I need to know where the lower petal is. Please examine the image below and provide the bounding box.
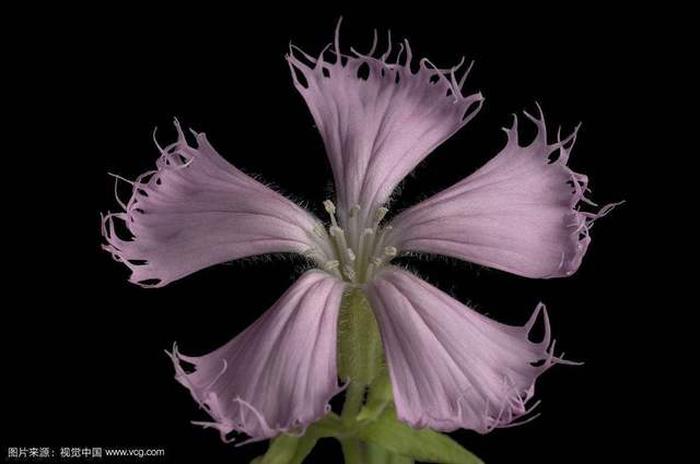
[365,266,565,433]
[169,271,346,442]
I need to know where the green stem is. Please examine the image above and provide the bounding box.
[340,438,363,464]
[341,381,365,422]
[340,382,365,464]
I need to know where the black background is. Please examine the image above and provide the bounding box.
[4,4,669,464]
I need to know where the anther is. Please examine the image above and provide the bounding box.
[383,246,397,258]
[349,204,361,217]
[323,199,338,227]
[323,200,336,215]
[374,206,389,224]
[346,248,356,262]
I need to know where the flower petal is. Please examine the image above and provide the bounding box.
[365,266,563,433]
[287,23,483,224]
[101,121,331,287]
[169,271,346,442]
[388,107,619,278]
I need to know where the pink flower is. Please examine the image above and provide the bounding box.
[102,25,616,442]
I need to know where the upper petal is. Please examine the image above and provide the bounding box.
[388,107,618,279]
[101,121,330,287]
[365,266,562,433]
[287,23,483,225]
[170,270,346,442]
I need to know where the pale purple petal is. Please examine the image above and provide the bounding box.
[101,120,330,287]
[365,266,563,433]
[388,106,619,278]
[169,271,346,442]
[287,23,483,225]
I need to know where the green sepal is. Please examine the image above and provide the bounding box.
[253,434,298,464]
[252,414,344,464]
[357,368,392,422]
[337,289,383,385]
[365,442,415,464]
[357,407,484,464]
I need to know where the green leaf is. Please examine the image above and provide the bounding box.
[358,407,484,464]
[389,453,415,464]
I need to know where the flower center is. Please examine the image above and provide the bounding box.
[308,200,395,284]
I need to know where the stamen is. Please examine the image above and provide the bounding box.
[312,224,327,238]
[323,199,338,227]
[348,204,361,250]
[317,201,398,282]
[323,260,342,278]
[368,256,384,274]
[342,265,357,282]
[371,225,392,261]
[329,226,349,256]
[357,228,375,281]
[366,262,376,279]
[303,247,321,258]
